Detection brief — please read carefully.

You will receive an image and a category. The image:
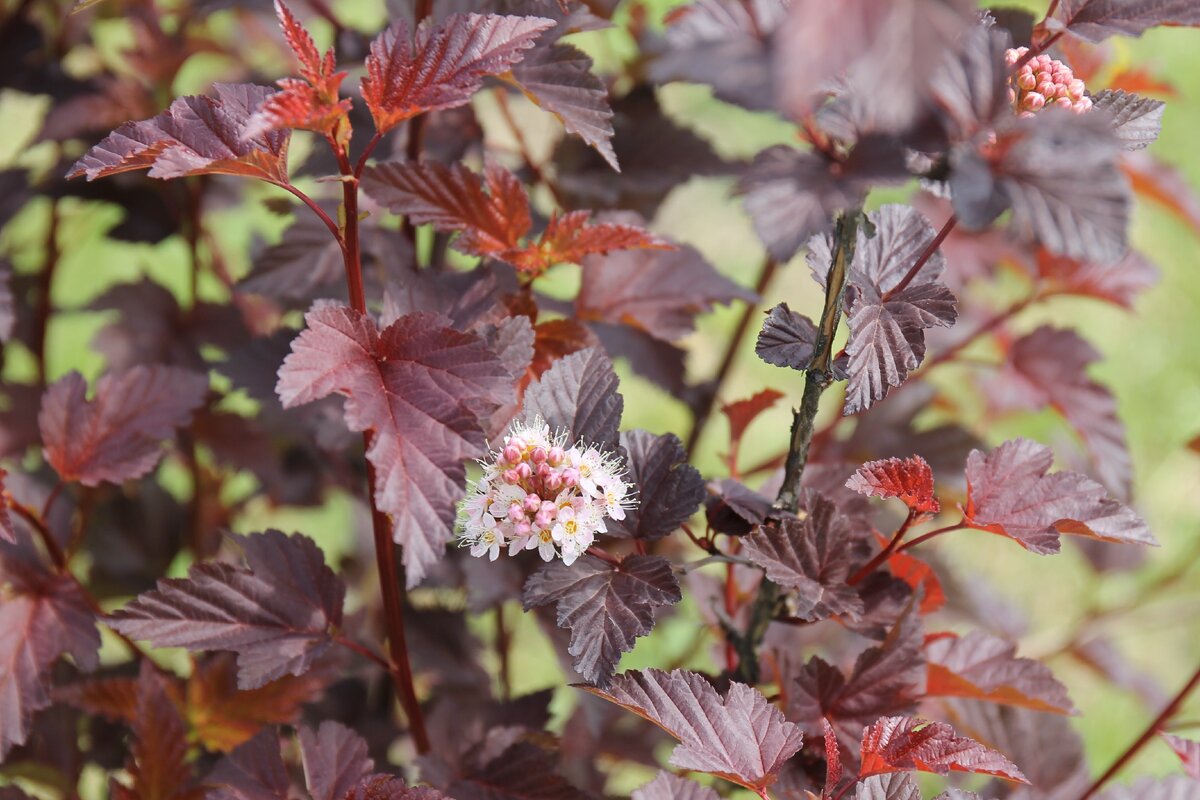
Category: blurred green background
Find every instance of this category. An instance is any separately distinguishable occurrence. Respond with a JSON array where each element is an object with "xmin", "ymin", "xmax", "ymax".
[{"xmin": 2, "ymin": 0, "xmax": 1199, "ymax": 792}]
